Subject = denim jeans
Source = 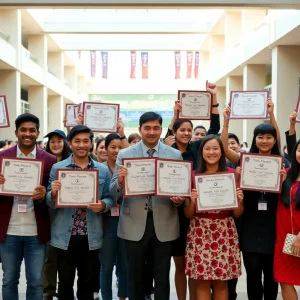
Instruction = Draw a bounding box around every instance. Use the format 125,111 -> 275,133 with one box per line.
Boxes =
0,235 -> 47,300
99,216 -> 128,300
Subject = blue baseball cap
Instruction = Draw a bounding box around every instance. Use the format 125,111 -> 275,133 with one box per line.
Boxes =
44,129 -> 67,140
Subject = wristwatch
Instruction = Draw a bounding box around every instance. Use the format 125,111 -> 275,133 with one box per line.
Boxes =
212,103 -> 219,107
120,136 -> 127,140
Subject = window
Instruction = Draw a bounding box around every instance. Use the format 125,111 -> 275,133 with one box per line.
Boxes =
21,100 -> 30,114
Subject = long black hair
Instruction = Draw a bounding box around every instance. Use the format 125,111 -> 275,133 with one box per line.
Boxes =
281,139 -> 300,209
196,135 -> 227,173
249,123 -> 281,155
173,119 -> 193,133
45,134 -> 72,161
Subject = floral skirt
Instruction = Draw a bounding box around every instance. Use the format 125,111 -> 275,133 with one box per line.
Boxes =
185,214 -> 241,280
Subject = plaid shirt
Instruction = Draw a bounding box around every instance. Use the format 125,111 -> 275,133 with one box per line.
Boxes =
70,156 -> 93,236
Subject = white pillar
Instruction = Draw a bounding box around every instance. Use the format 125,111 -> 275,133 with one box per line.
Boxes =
272,46 -> 300,143
243,64 -> 267,143
217,87 -> 226,128
0,70 -> 21,139
226,76 -> 243,141
48,95 -> 64,132
28,86 -> 48,137
64,66 -> 77,90
28,35 -> 48,71
48,52 -> 64,80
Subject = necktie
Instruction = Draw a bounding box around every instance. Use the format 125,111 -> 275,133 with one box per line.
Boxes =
147,148 -> 155,210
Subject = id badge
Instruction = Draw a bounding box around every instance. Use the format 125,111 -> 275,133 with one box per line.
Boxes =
258,194 -> 267,211
18,197 -> 27,213
111,205 -> 120,217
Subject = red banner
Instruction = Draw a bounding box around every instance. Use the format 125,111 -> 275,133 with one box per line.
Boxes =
174,51 -> 181,79
90,51 -> 96,77
101,51 -> 108,79
130,51 -> 136,79
194,51 -> 199,79
141,52 -> 148,79
186,51 -> 193,79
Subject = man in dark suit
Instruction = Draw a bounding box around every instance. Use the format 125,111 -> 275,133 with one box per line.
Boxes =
0,113 -> 56,300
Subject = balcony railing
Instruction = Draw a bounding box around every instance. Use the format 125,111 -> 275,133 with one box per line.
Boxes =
0,29 -> 10,42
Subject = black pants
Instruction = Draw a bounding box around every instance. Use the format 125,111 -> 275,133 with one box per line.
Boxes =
144,249 -> 154,296
227,278 -> 238,300
56,236 -> 100,300
243,252 -> 278,300
125,213 -> 173,300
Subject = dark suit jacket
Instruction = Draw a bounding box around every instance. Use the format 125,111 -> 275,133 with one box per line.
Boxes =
0,146 -> 56,243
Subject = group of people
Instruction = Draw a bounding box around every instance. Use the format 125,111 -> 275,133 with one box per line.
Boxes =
0,80 -> 300,300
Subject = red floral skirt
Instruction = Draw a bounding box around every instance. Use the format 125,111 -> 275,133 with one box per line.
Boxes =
185,213 -> 241,280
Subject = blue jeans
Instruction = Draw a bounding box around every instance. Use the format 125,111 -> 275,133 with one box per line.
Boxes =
0,235 -> 47,300
99,216 -> 128,300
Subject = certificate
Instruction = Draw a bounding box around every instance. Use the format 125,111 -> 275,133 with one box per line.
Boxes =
240,153 -> 283,193
0,157 -> 44,197
65,104 -> 77,127
56,169 -> 99,207
0,95 -> 10,128
74,105 -> 80,119
229,91 -> 269,119
194,172 -> 238,212
178,90 -> 212,120
83,102 -> 119,132
295,96 -> 300,123
155,159 -> 192,197
122,158 -> 156,197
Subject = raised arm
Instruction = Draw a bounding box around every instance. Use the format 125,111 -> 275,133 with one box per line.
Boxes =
206,80 -> 220,135
268,98 -> 281,151
220,106 -> 240,165
117,118 -> 130,148
286,110 -> 297,160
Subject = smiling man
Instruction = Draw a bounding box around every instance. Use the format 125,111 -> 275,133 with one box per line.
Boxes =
0,113 -> 57,300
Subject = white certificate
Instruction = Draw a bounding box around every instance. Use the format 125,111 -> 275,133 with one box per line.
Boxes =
156,159 -> 191,197
0,95 -> 10,128
230,91 -> 269,119
178,90 -> 212,120
240,153 -> 283,193
0,157 -> 43,196
195,172 -> 238,212
65,104 -> 77,127
123,158 -> 155,197
56,169 -> 99,207
83,102 -> 119,133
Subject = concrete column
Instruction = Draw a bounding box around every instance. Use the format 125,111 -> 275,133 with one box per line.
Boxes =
28,35 -> 48,70
272,46 -> 300,143
217,87 -> 226,128
225,11 -> 242,56
0,70 -> 21,139
48,95 -> 64,132
0,9 -> 22,66
64,66 -> 77,90
209,35 -> 225,79
226,76 -> 243,141
48,52 -> 64,80
243,64 -> 267,143
28,86 -> 48,137
198,51 -> 209,87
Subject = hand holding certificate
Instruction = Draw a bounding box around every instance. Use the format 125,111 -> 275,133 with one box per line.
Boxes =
194,172 -> 239,212
0,157 -> 44,197
55,169 -> 99,207
229,91 -> 269,119
65,104 -> 78,127
239,153 -> 283,193
122,158 -> 156,197
178,90 -> 212,120
83,102 -> 119,132
0,95 -> 10,128
155,159 -> 191,197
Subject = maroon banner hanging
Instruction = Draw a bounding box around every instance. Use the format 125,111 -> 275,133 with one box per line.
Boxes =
130,51 -> 136,79
90,51 -> 96,78
174,51 -> 181,79
186,51 -> 193,79
141,52 -> 148,79
194,51 -> 199,79
101,51 -> 108,79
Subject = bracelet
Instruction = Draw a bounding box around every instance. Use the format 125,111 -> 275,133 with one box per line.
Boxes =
212,103 -> 219,108
223,125 -> 229,128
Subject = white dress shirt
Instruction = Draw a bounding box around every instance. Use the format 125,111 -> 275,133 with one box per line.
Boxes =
140,141 -> 159,157
7,146 -> 38,236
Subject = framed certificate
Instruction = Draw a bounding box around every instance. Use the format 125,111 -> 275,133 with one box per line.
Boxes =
74,105 -> 80,119
0,157 -> 44,197
194,172 -> 239,212
295,96 -> 300,123
155,159 -> 192,197
56,169 -> 99,208
178,90 -> 212,120
65,104 -> 78,127
0,95 -> 10,128
122,158 -> 156,197
239,153 -> 283,193
229,90 -> 269,119
83,102 -> 119,133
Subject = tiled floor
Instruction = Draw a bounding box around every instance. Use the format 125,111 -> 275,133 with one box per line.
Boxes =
0,259 -> 297,299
